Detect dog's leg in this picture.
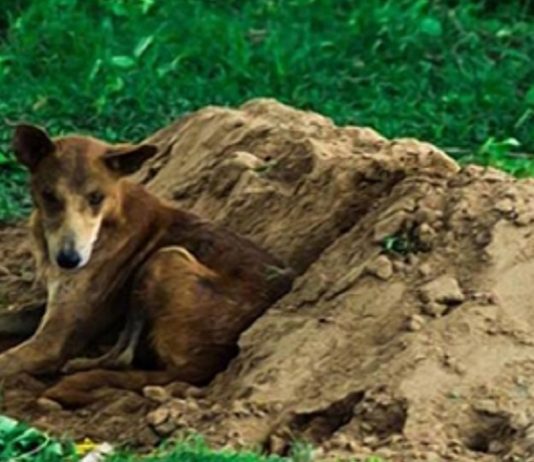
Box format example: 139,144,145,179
110,305,146,367
62,305,146,373
0,274,123,377
44,369,179,407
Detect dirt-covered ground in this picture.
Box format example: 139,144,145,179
2,100,534,461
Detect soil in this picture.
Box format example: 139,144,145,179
2,99,534,461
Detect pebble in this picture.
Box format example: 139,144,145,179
330,433,350,450
362,435,379,447
272,402,284,413
231,400,251,417
153,420,176,437
269,435,287,454
421,450,441,461
494,198,515,214
377,448,395,458
143,386,171,403
510,411,530,430
418,263,432,277
211,403,223,413
136,427,160,447
407,314,426,332
36,397,63,412
407,253,419,266
168,399,187,419
184,385,205,399
473,399,498,415
487,440,504,454
186,399,200,412
474,230,492,246
515,210,534,226
146,407,170,427
420,275,465,305
366,255,394,280
422,301,447,317
230,151,264,170
418,223,437,248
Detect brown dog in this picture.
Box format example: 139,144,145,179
0,124,293,405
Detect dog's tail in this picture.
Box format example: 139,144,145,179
43,369,182,407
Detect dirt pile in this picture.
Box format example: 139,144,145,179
3,99,534,461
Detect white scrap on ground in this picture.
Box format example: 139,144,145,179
79,442,114,462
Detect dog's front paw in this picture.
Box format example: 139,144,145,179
0,353,21,378
61,357,96,374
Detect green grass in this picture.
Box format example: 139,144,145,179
106,437,308,462
0,0,532,221
0,416,384,462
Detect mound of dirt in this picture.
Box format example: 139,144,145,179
3,99,534,461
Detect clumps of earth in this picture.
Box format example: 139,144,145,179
2,99,534,461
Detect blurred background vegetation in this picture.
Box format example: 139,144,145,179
0,0,532,221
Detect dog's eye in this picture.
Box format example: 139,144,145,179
41,189,60,205
87,191,105,207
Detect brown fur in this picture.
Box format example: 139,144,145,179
0,124,293,406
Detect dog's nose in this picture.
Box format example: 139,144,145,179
56,249,82,269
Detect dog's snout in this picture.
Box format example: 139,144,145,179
56,248,82,269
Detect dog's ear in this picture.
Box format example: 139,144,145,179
11,124,55,171
102,144,158,176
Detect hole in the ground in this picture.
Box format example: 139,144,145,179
441,301,464,316
353,395,408,439
289,390,365,444
464,412,515,454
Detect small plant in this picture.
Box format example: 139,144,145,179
288,440,314,462
382,230,420,256
254,159,279,175
0,415,75,461
265,264,292,282
447,390,462,401
459,137,534,178
477,137,521,164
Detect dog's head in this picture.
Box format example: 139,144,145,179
12,124,158,271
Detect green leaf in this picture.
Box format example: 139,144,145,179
420,17,443,37
0,152,10,165
89,58,103,82
0,415,75,461
0,416,19,435
134,35,155,59
141,0,156,15
110,56,136,69
526,85,534,105
43,440,65,457
106,76,125,93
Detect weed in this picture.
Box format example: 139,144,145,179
460,137,534,178
254,160,280,175
382,231,420,256
288,441,314,462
